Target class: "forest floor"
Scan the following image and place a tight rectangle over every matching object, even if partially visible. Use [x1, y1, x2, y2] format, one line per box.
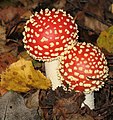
[0, 0, 113, 120]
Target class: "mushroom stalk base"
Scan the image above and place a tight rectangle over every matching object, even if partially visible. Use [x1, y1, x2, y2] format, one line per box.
[83, 92, 94, 109]
[45, 59, 62, 90]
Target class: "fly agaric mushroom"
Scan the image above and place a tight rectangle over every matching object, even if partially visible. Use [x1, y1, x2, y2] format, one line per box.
[22, 8, 78, 90]
[58, 42, 109, 109]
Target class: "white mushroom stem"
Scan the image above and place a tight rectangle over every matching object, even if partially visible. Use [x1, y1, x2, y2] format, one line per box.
[45, 59, 62, 90]
[82, 92, 94, 109]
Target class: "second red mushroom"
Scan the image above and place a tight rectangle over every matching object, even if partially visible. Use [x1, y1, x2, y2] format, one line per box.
[58, 42, 109, 109]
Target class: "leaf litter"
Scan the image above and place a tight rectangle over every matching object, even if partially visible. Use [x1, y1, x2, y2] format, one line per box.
[0, 0, 113, 120]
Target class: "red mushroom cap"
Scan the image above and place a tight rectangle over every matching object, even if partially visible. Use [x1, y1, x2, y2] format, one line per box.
[23, 8, 78, 61]
[58, 42, 109, 93]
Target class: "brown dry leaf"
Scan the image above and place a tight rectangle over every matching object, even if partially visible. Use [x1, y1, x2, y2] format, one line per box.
[0, 58, 51, 92]
[83, 0, 105, 18]
[53, 0, 66, 9]
[53, 92, 86, 119]
[0, 86, 8, 96]
[0, 24, 10, 53]
[0, 6, 26, 23]
[18, 51, 33, 60]
[18, 0, 39, 9]
[84, 16, 109, 33]
[0, 25, 6, 43]
[63, 113, 94, 120]
[25, 90, 40, 108]
[0, 52, 17, 74]
[0, 43, 13, 54]
[76, 0, 109, 34]
[109, 71, 113, 78]
[0, 24, 19, 54]
[76, 11, 109, 34]
[18, 0, 33, 7]
[20, 10, 32, 19]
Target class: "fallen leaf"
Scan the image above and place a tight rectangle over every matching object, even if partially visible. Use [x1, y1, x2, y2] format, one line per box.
[18, 0, 39, 9]
[76, 11, 109, 34]
[0, 52, 17, 73]
[84, 16, 109, 33]
[97, 26, 113, 53]
[0, 58, 51, 92]
[25, 90, 40, 108]
[0, 85, 8, 96]
[0, 24, 6, 43]
[64, 113, 94, 120]
[0, 24, 10, 53]
[53, 0, 66, 9]
[76, 1, 110, 34]
[0, 52, 17, 96]
[20, 10, 32, 19]
[0, 91, 39, 120]
[0, 6, 25, 23]
[18, 51, 33, 60]
[53, 92, 85, 119]
[83, 0, 105, 18]
[0, 24, 18, 54]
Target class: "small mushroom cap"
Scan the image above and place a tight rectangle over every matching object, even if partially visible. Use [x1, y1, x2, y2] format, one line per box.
[58, 42, 109, 93]
[23, 8, 78, 61]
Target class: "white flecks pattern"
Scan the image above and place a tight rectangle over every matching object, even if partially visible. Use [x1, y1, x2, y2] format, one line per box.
[22, 8, 78, 61]
[58, 42, 109, 93]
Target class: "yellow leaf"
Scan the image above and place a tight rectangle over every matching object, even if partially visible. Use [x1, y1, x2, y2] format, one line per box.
[97, 26, 113, 53]
[0, 58, 51, 92]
